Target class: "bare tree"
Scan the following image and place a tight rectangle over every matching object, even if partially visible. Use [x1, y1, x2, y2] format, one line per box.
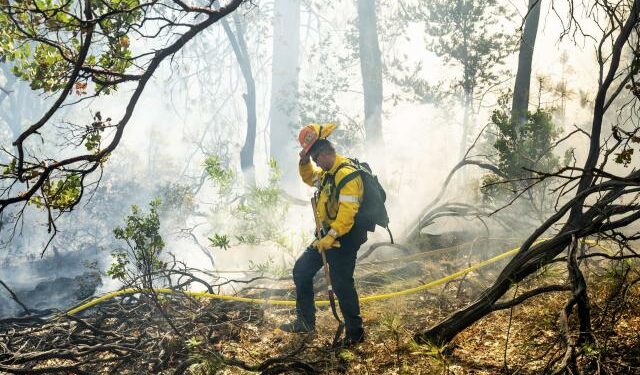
[415, 1, 640, 355]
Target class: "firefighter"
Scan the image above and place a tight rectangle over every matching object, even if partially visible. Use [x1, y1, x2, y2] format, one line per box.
[279, 123, 367, 347]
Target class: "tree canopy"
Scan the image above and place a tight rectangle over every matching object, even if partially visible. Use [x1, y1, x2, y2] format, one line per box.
[0, 0, 244, 240]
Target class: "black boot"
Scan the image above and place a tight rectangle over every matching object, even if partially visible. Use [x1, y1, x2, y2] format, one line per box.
[335, 328, 365, 348]
[279, 320, 315, 333]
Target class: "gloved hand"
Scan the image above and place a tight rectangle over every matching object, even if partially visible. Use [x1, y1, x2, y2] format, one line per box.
[299, 149, 311, 165]
[315, 234, 336, 252]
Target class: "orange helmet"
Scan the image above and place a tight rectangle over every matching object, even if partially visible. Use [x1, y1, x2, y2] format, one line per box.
[298, 123, 337, 154]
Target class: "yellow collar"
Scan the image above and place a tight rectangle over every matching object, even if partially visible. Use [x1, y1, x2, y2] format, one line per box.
[327, 154, 347, 175]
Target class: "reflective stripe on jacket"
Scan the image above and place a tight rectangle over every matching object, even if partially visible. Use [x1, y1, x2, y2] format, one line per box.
[299, 154, 363, 237]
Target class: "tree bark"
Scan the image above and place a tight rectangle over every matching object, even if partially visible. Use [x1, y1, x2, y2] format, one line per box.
[222, 13, 257, 186]
[357, 0, 384, 151]
[415, 234, 573, 345]
[269, 0, 300, 190]
[511, 0, 542, 133]
[567, 237, 594, 346]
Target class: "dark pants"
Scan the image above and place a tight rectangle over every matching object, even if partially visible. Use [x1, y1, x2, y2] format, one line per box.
[292, 228, 367, 338]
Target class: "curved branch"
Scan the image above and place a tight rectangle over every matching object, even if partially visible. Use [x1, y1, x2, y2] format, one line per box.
[0, 0, 245, 217]
[491, 284, 570, 311]
[13, 0, 96, 179]
[357, 241, 415, 262]
[404, 158, 507, 241]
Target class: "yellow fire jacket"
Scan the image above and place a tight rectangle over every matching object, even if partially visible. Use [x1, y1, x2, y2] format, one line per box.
[299, 154, 363, 238]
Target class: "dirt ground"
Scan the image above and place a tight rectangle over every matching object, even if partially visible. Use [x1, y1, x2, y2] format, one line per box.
[3, 239, 639, 374]
[216, 252, 640, 374]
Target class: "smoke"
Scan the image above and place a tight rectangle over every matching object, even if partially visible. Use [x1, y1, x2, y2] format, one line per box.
[1, 0, 628, 316]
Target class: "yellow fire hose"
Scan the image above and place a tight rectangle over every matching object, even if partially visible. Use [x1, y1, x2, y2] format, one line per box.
[65, 239, 609, 316]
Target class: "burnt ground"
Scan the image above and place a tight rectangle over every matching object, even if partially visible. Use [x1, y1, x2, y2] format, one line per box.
[1, 239, 639, 374]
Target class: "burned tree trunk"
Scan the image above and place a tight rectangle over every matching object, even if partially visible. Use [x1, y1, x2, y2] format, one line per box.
[553, 236, 593, 374]
[416, 1, 640, 345]
[416, 234, 572, 345]
[566, 236, 594, 347]
[511, 0, 542, 132]
[222, 14, 257, 186]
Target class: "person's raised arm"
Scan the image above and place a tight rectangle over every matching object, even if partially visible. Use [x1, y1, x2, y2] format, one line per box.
[299, 149, 321, 187]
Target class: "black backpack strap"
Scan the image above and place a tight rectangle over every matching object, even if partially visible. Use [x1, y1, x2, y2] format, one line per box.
[334, 162, 353, 175]
[333, 160, 362, 196]
[321, 161, 354, 189]
[321, 162, 359, 220]
[385, 225, 394, 244]
[334, 170, 361, 196]
[324, 169, 360, 221]
[320, 162, 351, 190]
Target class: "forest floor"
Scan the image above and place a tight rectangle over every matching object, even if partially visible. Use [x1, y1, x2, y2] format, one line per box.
[232, 253, 640, 374]
[1, 238, 640, 374]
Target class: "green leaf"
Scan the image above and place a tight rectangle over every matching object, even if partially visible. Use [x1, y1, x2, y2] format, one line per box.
[615, 148, 634, 167]
[208, 233, 230, 250]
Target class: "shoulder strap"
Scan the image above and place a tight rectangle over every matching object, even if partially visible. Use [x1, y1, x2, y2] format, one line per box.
[322, 161, 354, 188]
[334, 162, 353, 175]
[335, 169, 362, 196]
[334, 159, 366, 193]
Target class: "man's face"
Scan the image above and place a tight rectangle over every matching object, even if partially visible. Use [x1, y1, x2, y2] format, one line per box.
[310, 150, 334, 171]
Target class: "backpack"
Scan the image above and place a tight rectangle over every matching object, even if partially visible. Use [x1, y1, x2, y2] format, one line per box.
[332, 158, 394, 243]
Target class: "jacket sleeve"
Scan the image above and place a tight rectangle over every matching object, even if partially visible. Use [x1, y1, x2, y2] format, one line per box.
[299, 161, 322, 187]
[329, 170, 364, 237]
